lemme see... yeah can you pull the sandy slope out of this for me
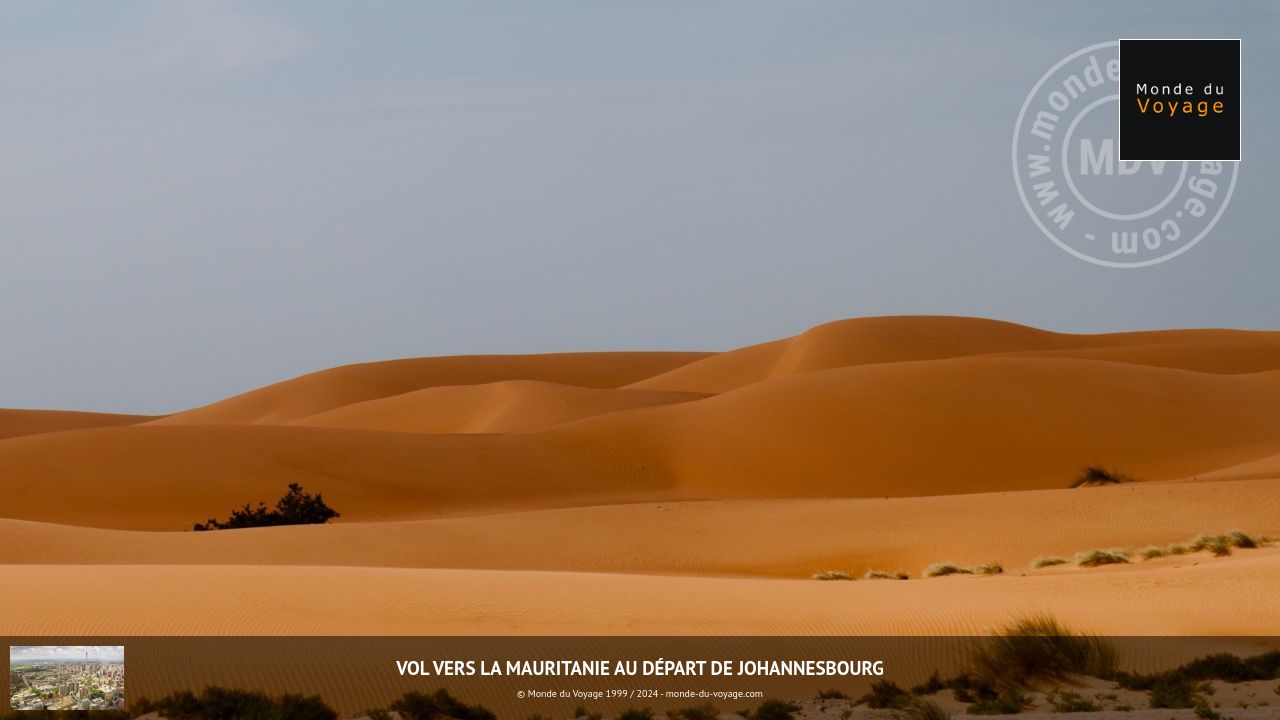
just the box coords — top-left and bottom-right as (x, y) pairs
(4, 551), (1279, 636)
(5, 479), (1278, 577)
(5, 355), (1280, 530)
(289, 380), (705, 434)
(3, 316), (1280, 638)
(0, 408), (152, 440)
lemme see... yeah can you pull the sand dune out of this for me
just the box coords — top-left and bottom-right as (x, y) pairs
(0, 408), (152, 441)
(290, 380), (705, 434)
(4, 316), (1280, 639)
(4, 357), (1280, 530)
(5, 478), (1277, 578)
(151, 351), (710, 425)
(0, 423), (674, 530)
(629, 316), (1280, 393)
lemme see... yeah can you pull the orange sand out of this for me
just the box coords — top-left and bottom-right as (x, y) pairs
(2, 316), (1279, 636)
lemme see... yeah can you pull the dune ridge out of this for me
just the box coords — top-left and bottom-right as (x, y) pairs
(3, 316), (1280, 636)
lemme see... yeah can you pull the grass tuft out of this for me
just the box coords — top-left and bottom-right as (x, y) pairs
(862, 568), (909, 580)
(923, 562), (973, 578)
(1031, 555), (1068, 569)
(970, 615), (1118, 687)
(1075, 548), (1130, 568)
(810, 569), (854, 581)
(975, 562), (1004, 576)
(1139, 544), (1166, 560)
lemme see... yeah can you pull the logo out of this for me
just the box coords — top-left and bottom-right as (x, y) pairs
(1012, 41), (1237, 268)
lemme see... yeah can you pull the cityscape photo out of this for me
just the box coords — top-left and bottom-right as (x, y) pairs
(8, 646), (125, 712)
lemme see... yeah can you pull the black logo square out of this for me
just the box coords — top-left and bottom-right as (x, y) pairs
(1119, 39), (1241, 161)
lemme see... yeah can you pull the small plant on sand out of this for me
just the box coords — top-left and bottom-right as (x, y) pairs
(811, 569), (854, 581)
(1031, 555), (1069, 569)
(617, 708), (654, 720)
(815, 689), (848, 700)
(975, 562), (1004, 576)
(1195, 704), (1224, 720)
(1190, 533), (1233, 556)
(862, 568), (909, 580)
(1075, 548), (1130, 567)
(970, 615), (1118, 687)
(903, 699), (952, 720)
(1070, 465), (1134, 488)
(923, 562), (974, 578)
(966, 688), (1028, 715)
(750, 699), (801, 720)
(911, 672), (946, 696)
(1139, 544), (1166, 560)
(857, 680), (912, 710)
(574, 706), (603, 720)
(1227, 529), (1262, 548)
(1167, 542), (1193, 555)
(1046, 689), (1102, 712)
(194, 483), (340, 531)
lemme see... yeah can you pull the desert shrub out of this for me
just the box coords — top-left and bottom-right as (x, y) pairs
(393, 690), (496, 720)
(1148, 675), (1198, 709)
(811, 569), (853, 580)
(131, 686), (337, 720)
(1071, 466), (1134, 488)
(1046, 689), (1101, 712)
(815, 689), (847, 699)
(857, 680), (912, 709)
(1031, 555), (1068, 569)
(862, 568), (909, 580)
(573, 706), (603, 720)
(1075, 548), (1130, 567)
(1227, 529), (1260, 548)
(903, 699), (952, 720)
(667, 704), (718, 720)
(362, 710), (393, 720)
(970, 615), (1117, 687)
(911, 672), (947, 696)
(1139, 544), (1166, 560)
(751, 699), (800, 720)
(617, 708), (653, 720)
(1195, 704), (1223, 719)
(1167, 542), (1193, 555)
(1190, 534), (1232, 556)
(966, 687), (1028, 715)
(923, 562), (973, 578)
(975, 562), (1004, 576)
(194, 483), (340, 531)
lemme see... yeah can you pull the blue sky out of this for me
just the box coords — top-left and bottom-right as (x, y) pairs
(2, 1), (1277, 413)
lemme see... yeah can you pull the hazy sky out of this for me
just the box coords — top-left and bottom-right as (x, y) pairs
(9, 646), (124, 663)
(2, 1), (1277, 414)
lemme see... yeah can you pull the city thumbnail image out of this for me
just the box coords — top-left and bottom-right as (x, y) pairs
(8, 646), (124, 712)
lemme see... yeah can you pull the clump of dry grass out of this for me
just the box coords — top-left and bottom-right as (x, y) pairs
(862, 568), (909, 580)
(975, 562), (1004, 576)
(1031, 555), (1069, 569)
(971, 615), (1118, 687)
(1198, 536), (1233, 556)
(811, 569), (854, 581)
(1166, 542), (1193, 556)
(1139, 545), (1166, 560)
(923, 562), (974, 578)
(1075, 548), (1130, 568)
